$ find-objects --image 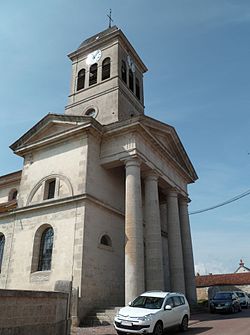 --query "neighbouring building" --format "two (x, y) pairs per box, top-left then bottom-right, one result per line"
(196, 260), (250, 300)
(235, 259), (250, 273)
(0, 26), (198, 322)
